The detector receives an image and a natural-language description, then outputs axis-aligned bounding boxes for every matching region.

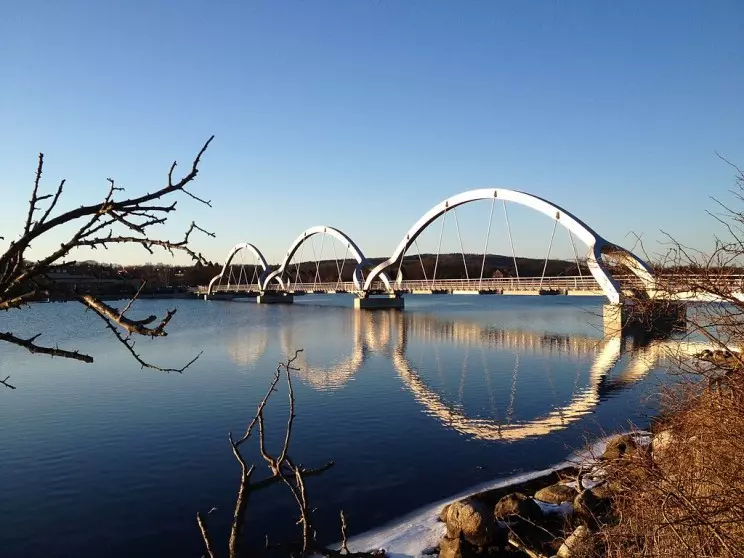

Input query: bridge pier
[603,301,686,337]
[256,293,295,304]
[354,295,405,310]
[203,293,238,301]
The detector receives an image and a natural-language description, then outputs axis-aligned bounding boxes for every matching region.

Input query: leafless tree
[590,158,744,558]
[0,137,216,387]
[624,156,744,358]
[197,350,385,558]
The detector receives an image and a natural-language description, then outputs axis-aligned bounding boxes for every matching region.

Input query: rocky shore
[434,431,656,558]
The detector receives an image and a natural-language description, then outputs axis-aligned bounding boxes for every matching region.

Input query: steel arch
[262,225,392,291]
[207,242,271,295]
[362,188,655,303]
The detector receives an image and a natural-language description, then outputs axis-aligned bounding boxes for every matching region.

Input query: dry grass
[596,370,744,557]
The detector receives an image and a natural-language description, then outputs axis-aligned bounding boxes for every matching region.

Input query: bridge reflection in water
[226,310,701,442]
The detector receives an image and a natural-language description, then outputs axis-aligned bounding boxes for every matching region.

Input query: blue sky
[1,1,742,267]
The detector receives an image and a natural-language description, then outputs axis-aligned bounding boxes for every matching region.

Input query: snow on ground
[342,433,649,558]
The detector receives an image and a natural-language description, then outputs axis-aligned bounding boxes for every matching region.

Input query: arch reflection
[226,326,269,367]
[230,309,706,441]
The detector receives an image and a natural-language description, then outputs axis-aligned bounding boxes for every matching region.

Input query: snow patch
[343,433,649,558]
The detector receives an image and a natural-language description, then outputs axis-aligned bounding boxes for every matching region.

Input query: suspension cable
[313,233,326,288]
[414,238,429,283]
[453,207,469,281]
[331,239,340,287]
[479,197,496,289]
[539,218,559,289]
[227,254,237,287]
[337,245,349,289]
[503,201,519,279]
[249,254,259,289]
[432,207,448,288]
[236,251,248,288]
[294,240,306,288]
[568,230,583,278]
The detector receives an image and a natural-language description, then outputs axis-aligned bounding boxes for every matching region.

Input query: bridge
[198,187,742,330]
[207,276,637,297]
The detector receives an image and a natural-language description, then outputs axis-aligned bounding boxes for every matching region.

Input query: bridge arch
[207,242,271,296]
[362,188,655,303]
[263,225,393,291]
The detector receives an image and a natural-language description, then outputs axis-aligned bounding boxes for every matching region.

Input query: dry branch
[0,331,94,363]
[0,138,215,380]
[0,375,16,390]
[197,352,381,558]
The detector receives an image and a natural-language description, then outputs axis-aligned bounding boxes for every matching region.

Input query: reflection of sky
[0,296,696,558]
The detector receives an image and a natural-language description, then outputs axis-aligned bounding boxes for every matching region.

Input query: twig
[24,153,44,235]
[120,281,147,318]
[196,511,216,558]
[340,510,350,554]
[0,375,16,389]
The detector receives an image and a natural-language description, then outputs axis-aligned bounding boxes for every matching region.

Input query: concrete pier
[203,293,238,301]
[256,293,295,304]
[603,301,686,336]
[354,295,405,310]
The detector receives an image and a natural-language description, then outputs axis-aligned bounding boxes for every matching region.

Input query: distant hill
[265,253,591,284]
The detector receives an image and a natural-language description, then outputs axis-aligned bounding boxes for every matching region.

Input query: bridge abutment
[354,295,405,310]
[603,301,686,337]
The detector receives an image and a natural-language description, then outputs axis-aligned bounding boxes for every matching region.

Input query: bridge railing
[202,276,606,293]
[395,277,602,291]
[196,273,744,296]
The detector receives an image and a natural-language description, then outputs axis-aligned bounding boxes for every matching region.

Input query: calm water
[0,296,670,557]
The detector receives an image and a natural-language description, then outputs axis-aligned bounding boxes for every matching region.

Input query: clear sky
[1,1,742,268]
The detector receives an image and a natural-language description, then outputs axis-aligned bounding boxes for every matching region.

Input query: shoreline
[345,437,617,557]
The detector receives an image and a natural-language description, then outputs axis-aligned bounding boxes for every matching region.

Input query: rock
[444,498,497,546]
[439,503,451,522]
[438,535,487,558]
[534,483,578,504]
[651,430,675,461]
[573,489,610,522]
[698,348,742,370]
[588,482,613,500]
[556,525,593,558]
[493,492,543,522]
[601,434,637,460]
[439,535,465,558]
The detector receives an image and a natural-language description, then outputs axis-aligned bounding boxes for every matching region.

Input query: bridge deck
[196,274,744,302]
[198,276,631,296]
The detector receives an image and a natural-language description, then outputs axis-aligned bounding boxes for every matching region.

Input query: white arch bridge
[200,189,657,304]
[197,188,740,312]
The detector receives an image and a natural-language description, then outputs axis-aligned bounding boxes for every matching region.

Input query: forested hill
[279,253,591,283]
[35,254,593,298]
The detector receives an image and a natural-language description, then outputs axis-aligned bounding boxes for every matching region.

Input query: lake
[0,295,671,557]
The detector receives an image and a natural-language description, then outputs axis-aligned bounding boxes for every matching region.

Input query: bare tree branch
[1,137,215,378]
[199,351,385,558]
[0,331,93,362]
[83,301,201,373]
[197,511,217,558]
[0,375,16,390]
